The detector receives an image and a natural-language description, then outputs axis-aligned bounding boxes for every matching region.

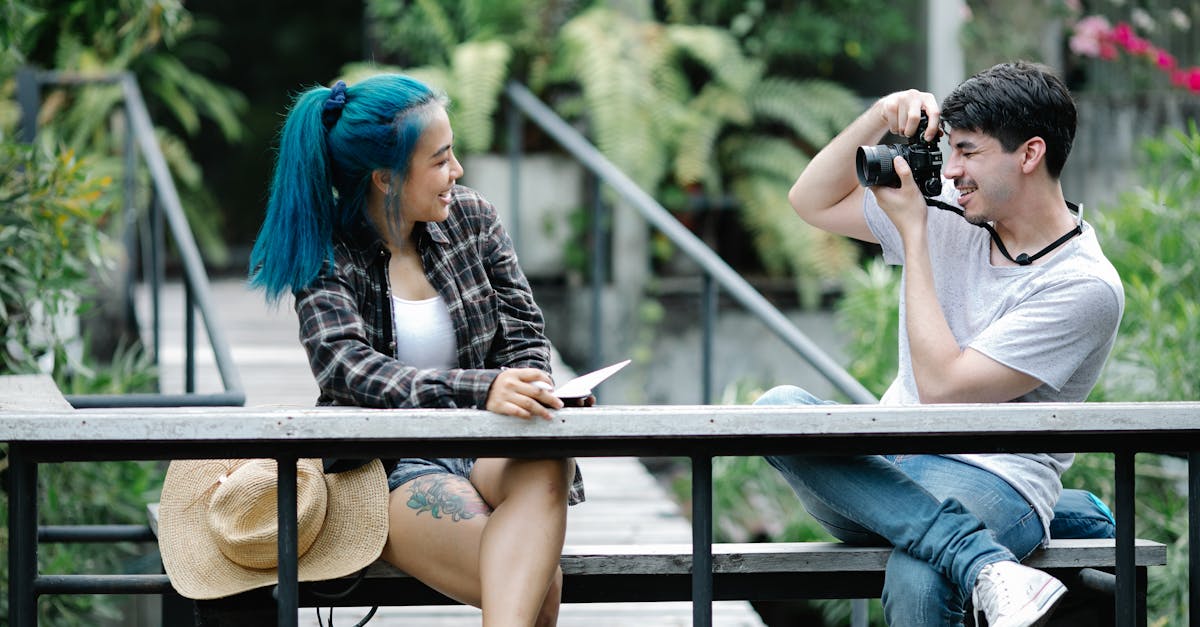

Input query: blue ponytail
[248,74,447,303]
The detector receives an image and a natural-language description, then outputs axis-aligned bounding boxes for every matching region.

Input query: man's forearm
[899,230,964,403]
[788,99,889,220]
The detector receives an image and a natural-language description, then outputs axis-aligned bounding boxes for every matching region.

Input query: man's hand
[872,155,930,241]
[876,89,941,142]
[486,368,563,420]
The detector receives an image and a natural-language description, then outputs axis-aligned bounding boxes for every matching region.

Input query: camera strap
[924,197,1083,266]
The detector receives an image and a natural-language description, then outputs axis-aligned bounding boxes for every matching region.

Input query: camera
[856,112,943,197]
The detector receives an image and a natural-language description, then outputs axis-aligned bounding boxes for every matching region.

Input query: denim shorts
[387,457,476,492]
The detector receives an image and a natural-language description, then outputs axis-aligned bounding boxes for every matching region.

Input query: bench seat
[148,503,1166,607]
[295,539,1164,606]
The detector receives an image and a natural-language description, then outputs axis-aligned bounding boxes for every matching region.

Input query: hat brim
[158,458,388,600]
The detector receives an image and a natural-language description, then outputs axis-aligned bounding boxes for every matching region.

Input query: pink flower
[1070,15,1113,58]
[1112,22,1136,48]
[1071,14,1200,95]
[1156,50,1177,70]
[1188,69,1200,92]
[1126,36,1152,56]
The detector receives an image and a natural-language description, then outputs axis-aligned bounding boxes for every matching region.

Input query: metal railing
[16,68,244,407]
[502,81,876,405]
[7,401,1197,627]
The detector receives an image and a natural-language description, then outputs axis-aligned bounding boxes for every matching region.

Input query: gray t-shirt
[864,184,1124,540]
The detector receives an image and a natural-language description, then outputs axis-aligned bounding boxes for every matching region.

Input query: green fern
[558,8,681,191]
[747,78,863,150]
[339,50,508,157]
[673,85,752,191]
[666,24,762,93]
[731,172,858,287]
[449,41,512,154]
[722,134,810,184]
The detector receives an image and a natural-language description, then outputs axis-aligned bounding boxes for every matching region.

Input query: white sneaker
[972,560,1067,627]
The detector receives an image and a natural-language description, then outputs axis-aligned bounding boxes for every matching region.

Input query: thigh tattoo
[404,474,491,522]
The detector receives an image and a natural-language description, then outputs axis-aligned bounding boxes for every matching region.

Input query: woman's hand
[486,368,563,420]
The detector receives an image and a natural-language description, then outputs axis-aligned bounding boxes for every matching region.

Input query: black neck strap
[924,198,1083,266]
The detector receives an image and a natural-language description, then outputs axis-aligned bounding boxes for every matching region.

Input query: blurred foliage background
[3,0,1200,625]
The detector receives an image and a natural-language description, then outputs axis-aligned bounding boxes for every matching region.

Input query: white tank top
[391,295,457,369]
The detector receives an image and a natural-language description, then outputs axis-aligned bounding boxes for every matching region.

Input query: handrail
[15,68,244,407]
[503,81,876,404]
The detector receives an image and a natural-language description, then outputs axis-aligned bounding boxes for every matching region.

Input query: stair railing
[16,68,244,407]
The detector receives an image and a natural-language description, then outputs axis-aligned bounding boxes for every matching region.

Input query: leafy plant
[0,135,162,626]
[363,1,881,302]
[1092,122,1200,402]
[1,4,191,624]
[0,140,116,379]
[552,5,866,304]
[16,0,248,265]
[835,257,901,397]
[362,0,581,154]
[660,0,918,78]
[341,38,512,156]
[1085,122,1200,625]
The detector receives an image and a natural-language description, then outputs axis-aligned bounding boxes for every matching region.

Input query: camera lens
[856,145,901,188]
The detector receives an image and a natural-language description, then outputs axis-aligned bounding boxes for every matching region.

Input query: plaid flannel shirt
[296,185,583,502]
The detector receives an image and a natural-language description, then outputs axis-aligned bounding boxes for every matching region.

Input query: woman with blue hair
[249,74,581,626]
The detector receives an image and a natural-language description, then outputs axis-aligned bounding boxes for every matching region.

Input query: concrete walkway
[141,278,765,626]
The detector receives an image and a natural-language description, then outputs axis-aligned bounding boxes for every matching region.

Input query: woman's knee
[472,457,573,506]
[526,457,573,492]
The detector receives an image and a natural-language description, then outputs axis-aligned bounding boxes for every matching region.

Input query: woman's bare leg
[378,458,573,627]
[470,458,573,627]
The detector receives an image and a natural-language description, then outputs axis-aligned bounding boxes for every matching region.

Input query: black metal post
[185,280,195,393]
[17,68,40,143]
[1190,452,1199,627]
[507,101,523,255]
[8,445,38,626]
[691,455,713,627]
[590,175,606,372]
[150,191,163,371]
[1115,450,1135,627]
[701,275,716,405]
[122,103,140,344]
[276,456,299,627]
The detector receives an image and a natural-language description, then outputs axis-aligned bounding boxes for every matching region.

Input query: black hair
[942,61,1076,178]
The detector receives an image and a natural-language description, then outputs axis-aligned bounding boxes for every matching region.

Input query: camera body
[856,112,943,197]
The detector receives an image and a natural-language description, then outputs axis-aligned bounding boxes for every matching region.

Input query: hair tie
[322,81,348,130]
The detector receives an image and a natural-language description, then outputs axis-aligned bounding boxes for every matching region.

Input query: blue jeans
[757,386,1044,626]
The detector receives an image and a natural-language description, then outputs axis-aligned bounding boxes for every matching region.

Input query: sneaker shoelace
[974,567,1013,620]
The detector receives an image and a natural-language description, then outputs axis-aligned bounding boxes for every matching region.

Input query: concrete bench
[146,504,1166,621]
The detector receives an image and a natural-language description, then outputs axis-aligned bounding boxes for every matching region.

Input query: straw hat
[158,457,388,600]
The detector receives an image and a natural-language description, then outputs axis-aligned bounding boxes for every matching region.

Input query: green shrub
[0,140,115,379]
[1083,122,1200,626]
[0,138,163,625]
[1092,123,1200,403]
